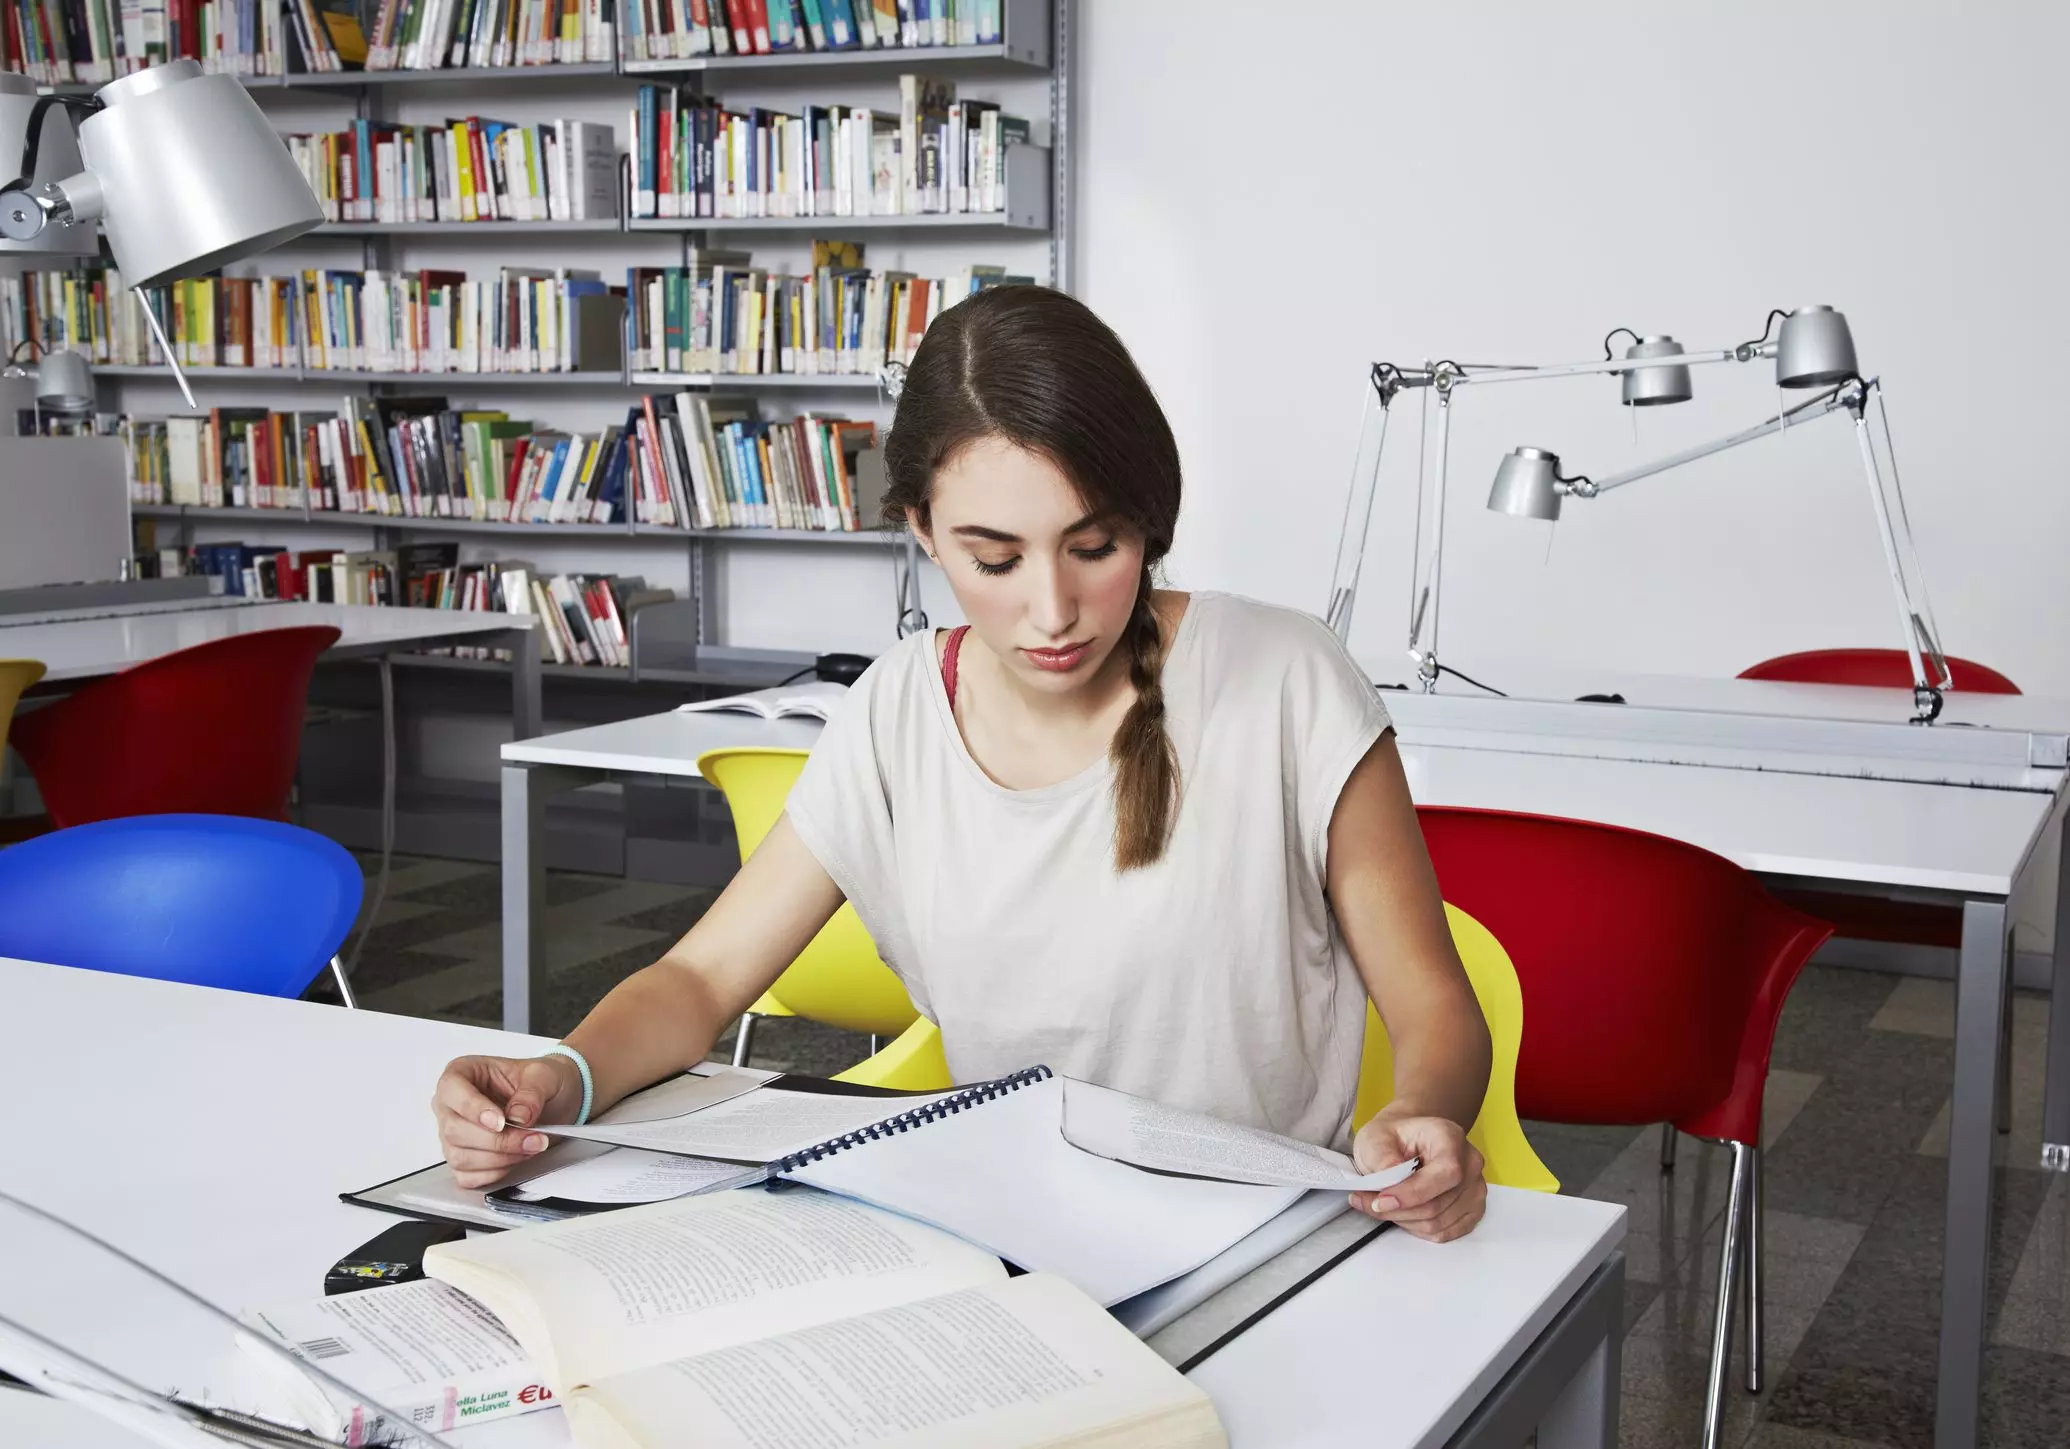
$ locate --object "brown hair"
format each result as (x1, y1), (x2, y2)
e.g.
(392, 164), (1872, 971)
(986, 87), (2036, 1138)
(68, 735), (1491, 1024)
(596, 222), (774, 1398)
(883, 286), (1182, 871)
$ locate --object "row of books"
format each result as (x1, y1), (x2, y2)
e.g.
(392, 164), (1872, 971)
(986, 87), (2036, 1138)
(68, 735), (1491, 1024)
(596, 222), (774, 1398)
(3, 0), (286, 83)
(626, 243), (1028, 375)
(623, 0), (1006, 62)
(6, 265), (626, 374)
(122, 390), (882, 531)
(166, 537), (652, 669)
(289, 0), (615, 71)
(286, 118), (618, 224)
(630, 76), (1027, 219)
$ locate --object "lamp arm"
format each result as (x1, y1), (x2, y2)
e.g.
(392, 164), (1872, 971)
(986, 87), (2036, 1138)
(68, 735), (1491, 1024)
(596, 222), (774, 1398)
(1586, 380), (1858, 495)
(0, 94), (102, 230)
(1450, 347), (1743, 388)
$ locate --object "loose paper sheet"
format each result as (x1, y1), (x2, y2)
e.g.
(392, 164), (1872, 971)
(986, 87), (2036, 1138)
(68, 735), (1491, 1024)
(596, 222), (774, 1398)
(537, 1086), (957, 1163)
(1058, 1078), (1418, 1192)
(510, 1147), (755, 1204)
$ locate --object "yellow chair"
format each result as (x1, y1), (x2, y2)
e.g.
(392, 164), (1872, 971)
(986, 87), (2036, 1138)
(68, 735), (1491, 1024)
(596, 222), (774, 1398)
(1354, 903), (1559, 1192)
(835, 903), (1558, 1192)
(0, 659), (47, 756)
(0, 660), (47, 826)
(834, 1014), (950, 1090)
(698, 748), (919, 1065)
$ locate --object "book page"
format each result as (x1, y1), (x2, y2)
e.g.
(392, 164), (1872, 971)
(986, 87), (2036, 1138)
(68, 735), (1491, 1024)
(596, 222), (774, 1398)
(790, 1076), (1304, 1306)
(241, 1279), (550, 1436)
(538, 1086), (955, 1161)
(423, 1187), (1005, 1392)
(674, 681), (846, 719)
(509, 1146), (757, 1204)
(567, 1275), (1224, 1449)
(1059, 1077), (1419, 1192)
(586, 1066), (776, 1127)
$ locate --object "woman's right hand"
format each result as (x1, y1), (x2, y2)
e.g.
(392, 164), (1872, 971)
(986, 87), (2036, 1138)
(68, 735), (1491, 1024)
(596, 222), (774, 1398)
(432, 1054), (586, 1189)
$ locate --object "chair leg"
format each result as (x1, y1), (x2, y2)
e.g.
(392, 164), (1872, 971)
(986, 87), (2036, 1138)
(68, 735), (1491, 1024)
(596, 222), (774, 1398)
(1744, 1145), (1763, 1394)
(1703, 1141), (1753, 1449)
(732, 1013), (758, 1068)
(1660, 1123), (1678, 1172)
(328, 955), (357, 1011)
(870, 1034), (882, 1055)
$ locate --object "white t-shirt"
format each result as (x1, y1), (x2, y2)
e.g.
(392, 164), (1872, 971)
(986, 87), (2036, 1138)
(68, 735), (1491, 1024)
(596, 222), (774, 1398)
(786, 591), (1393, 1149)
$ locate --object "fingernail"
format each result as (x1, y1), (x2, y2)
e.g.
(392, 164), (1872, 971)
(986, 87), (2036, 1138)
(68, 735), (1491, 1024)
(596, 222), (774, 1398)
(523, 1134), (547, 1153)
(508, 1104), (531, 1126)
(1376, 1195), (1398, 1211)
(479, 1110), (506, 1132)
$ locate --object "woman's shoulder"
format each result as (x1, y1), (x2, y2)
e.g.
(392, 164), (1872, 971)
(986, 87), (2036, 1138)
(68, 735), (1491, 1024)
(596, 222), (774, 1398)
(1183, 591), (1360, 669)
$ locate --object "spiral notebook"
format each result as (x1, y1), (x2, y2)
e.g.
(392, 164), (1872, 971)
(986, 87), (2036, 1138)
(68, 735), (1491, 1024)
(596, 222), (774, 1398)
(762, 1068), (1309, 1307)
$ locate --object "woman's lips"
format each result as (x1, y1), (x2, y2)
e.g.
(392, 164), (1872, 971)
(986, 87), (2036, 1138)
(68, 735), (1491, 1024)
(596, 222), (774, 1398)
(1022, 641), (1092, 673)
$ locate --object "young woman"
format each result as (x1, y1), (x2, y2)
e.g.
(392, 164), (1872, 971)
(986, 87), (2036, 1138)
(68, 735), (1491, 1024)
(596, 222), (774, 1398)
(433, 287), (1493, 1242)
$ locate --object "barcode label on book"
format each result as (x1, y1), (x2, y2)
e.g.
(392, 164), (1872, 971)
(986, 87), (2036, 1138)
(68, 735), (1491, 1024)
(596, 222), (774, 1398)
(298, 1336), (353, 1362)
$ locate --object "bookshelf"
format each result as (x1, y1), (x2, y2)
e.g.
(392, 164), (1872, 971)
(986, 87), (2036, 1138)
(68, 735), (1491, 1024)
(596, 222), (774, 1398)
(18, 1), (1072, 864)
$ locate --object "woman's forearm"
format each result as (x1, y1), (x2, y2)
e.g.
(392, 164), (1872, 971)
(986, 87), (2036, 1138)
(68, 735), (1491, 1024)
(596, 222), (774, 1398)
(1380, 1007), (1493, 1131)
(559, 958), (735, 1116)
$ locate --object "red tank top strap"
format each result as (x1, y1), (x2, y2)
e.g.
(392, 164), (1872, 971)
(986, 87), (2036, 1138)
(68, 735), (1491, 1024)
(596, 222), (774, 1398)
(941, 625), (971, 706)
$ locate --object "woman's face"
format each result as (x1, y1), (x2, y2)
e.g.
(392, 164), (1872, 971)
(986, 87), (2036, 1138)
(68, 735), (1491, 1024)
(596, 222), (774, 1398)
(916, 437), (1145, 696)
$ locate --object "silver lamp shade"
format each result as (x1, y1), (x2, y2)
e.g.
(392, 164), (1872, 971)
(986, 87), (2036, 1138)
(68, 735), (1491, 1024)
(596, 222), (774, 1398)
(1621, 336), (1693, 406)
(0, 73), (95, 259)
(1776, 305), (1858, 388)
(64, 61), (323, 287)
(1488, 447), (1565, 521)
(34, 349), (94, 410)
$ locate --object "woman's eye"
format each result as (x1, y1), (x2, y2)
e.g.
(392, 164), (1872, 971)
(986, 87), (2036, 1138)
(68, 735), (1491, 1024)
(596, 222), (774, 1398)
(972, 556), (1019, 577)
(1072, 540), (1119, 562)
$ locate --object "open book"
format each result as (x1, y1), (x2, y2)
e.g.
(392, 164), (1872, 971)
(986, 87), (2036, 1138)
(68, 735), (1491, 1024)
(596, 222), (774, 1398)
(529, 1067), (1414, 1306)
(674, 679), (847, 721)
(424, 1187), (1224, 1449)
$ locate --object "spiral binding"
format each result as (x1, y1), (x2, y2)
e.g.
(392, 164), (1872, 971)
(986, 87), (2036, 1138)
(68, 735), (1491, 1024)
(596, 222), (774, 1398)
(771, 1065), (1054, 1176)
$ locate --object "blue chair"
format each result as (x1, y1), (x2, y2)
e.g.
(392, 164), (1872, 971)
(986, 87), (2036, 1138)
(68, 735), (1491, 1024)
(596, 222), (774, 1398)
(0, 815), (364, 1005)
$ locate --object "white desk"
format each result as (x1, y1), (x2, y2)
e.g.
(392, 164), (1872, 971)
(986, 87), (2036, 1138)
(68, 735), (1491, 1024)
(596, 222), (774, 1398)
(499, 697), (2068, 1449)
(0, 600), (544, 740)
(0, 957), (1628, 1449)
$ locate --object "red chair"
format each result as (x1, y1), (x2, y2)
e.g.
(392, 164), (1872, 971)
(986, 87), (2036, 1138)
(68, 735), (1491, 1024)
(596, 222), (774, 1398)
(1739, 650), (2020, 947)
(1739, 647), (2019, 695)
(1418, 807), (1831, 1449)
(10, 626), (341, 828)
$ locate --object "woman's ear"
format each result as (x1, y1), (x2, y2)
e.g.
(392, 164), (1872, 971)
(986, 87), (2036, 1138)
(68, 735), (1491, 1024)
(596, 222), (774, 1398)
(912, 519), (940, 566)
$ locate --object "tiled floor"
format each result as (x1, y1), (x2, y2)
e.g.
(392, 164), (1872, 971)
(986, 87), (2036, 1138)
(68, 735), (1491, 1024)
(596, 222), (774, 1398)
(337, 854), (2070, 1449)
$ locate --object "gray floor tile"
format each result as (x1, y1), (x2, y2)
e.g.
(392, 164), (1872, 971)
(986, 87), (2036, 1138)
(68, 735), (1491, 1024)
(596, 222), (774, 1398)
(1744, 1425), (1897, 1449)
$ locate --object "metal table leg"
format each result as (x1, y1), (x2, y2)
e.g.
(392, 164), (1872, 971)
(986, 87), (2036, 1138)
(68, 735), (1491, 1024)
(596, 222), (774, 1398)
(504, 623), (543, 743)
(1445, 1254), (1624, 1449)
(1935, 898), (2011, 1449)
(500, 760), (589, 1035)
(2043, 806), (2070, 1172)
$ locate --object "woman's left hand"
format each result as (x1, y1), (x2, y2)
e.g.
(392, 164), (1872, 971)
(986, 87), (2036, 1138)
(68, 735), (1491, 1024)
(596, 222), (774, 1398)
(1348, 1109), (1488, 1243)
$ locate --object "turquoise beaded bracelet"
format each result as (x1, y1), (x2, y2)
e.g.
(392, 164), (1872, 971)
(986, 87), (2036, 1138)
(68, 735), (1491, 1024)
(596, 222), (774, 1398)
(543, 1042), (594, 1126)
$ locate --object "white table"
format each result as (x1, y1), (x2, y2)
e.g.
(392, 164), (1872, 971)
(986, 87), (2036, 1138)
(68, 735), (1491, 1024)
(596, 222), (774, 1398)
(0, 599), (544, 741)
(499, 691), (2068, 1449)
(0, 958), (1628, 1449)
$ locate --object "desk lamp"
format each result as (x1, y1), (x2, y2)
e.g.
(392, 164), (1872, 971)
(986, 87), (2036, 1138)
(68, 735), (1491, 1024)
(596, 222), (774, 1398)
(1325, 306), (1952, 723)
(0, 60), (323, 410)
(2, 340), (95, 415)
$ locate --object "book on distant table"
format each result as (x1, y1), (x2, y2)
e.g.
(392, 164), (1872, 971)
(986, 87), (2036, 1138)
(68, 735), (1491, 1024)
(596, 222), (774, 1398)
(674, 679), (846, 721)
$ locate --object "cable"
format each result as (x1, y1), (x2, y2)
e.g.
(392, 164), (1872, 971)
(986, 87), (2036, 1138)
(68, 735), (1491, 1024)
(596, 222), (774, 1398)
(1601, 326), (1641, 360)
(774, 664), (816, 686)
(1436, 663), (1508, 698)
(1735, 308), (1789, 356)
(339, 657), (396, 996)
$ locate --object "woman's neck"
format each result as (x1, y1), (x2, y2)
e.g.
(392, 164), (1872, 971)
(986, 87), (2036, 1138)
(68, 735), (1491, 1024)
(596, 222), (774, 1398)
(943, 593), (1185, 791)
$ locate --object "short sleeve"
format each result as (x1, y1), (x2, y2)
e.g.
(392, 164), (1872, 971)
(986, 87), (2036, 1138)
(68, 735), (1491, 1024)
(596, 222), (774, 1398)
(781, 658), (919, 979)
(1281, 613), (1393, 883)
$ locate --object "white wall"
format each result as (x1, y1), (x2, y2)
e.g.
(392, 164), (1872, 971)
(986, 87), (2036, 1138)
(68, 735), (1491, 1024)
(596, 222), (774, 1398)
(1077, 0), (2068, 690)
(1075, 0), (2067, 949)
